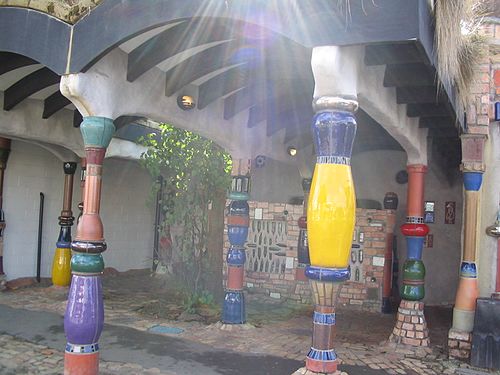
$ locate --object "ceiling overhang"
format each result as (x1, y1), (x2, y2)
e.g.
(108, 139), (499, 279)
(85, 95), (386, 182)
(0, 0), (464, 169)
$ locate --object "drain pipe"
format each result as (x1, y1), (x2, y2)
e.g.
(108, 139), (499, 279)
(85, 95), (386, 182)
(152, 176), (163, 272)
(36, 192), (45, 283)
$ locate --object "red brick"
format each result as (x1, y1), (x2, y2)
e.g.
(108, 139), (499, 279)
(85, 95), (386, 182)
(402, 337), (422, 346)
(402, 323), (414, 330)
(494, 70), (500, 87)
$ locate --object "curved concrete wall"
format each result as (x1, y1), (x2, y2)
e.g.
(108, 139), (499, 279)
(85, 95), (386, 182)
(3, 140), (153, 280)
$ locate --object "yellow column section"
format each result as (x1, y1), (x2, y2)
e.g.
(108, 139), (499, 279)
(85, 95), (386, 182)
(308, 163), (356, 268)
(52, 248), (72, 286)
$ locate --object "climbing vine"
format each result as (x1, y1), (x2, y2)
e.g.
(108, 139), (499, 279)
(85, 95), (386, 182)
(140, 124), (232, 294)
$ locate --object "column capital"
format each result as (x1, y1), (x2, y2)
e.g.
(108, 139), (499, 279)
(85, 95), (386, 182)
(406, 164), (428, 174)
(312, 95), (358, 113)
(80, 117), (115, 149)
(311, 46), (360, 100)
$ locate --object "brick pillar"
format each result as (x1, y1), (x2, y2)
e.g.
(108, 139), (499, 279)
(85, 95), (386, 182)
(52, 162), (77, 287)
(448, 134), (486, 360)
(389, 164), (430, 347)
(64, 117), (115, 375)
(222, 159), (251, 324)
(0, 138), (10, 290)
(301, 96), (358, 374)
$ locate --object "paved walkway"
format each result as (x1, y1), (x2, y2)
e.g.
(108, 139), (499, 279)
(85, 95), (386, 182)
(0, 272), (497, 375)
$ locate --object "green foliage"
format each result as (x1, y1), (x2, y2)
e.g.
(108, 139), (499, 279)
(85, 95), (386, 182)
(140, 124), (232, 293)
(182, 290), (216, 314)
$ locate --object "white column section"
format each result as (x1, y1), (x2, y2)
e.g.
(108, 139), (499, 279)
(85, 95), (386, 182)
(60, 49), (261, 162)
(311, 45), (428, 166)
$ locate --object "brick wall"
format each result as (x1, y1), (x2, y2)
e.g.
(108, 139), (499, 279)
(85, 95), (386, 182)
(223, 200), (393, 312)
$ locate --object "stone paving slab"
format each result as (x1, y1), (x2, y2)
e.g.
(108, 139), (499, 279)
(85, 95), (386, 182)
(1, 278), (499, 375)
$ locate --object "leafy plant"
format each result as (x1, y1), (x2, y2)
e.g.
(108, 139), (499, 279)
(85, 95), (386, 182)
(182, 290), (217, 314)
(140, 124), (232, 294)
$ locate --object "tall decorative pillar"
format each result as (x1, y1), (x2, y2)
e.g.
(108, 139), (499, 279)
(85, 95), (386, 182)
(222, 158), (251, 324)
(389, 165), (430, 346)
(0, 138), (10, 290)
(64, 117), (114, 375)
(448, 134), (486, 359)
(298, 95), (358, 374)
(297, 178), (312, 265)
(52, 162), (77, 287)
(382, 202), (397, 314)
(77, 158), (86, 224)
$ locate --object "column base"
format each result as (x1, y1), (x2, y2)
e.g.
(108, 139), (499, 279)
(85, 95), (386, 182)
(222, 290), (246, 324)
(452, 307), (475, 332)
(448, 328), (472, 361)
(293, 367), (345, 375)
(64, 351), (99, 375)
(389, 300), (429, 346)
(306, 356), (338, 373)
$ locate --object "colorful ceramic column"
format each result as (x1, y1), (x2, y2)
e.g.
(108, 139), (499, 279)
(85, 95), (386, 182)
(382, 207), (397, 314)
(222, 159), (251, 324)
(303, 96), (358, 374)
(451, 134), (486, 333)
(297, 178), (312, 265)
(52, 162), (77, 287)
(64, 117), (114, 375)
(0, 138), (10, 290)
(389, 164), (430, 346)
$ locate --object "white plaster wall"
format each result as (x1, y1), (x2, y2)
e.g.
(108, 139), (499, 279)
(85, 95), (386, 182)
(3, 140), (63, 279)
(3, 140), (154, 280)
(250, 157), (304, 203)
(100, 157), (154, 271)
(352, 150), (463, 305)
(478, 125), (500, 296)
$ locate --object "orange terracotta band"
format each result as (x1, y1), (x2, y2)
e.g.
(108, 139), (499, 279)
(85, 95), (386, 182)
(227, 215), (250, 226)
(454, 278), (479, 311)
(227, 266), (244, 290)
(75, 214), (104, 242)
(406, 164), (427, 218)
(306, 358), (338, 373)
(64, 352), (99, 375)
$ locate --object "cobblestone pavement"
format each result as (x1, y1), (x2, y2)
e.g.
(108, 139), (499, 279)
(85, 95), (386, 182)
(0, 272), (498, 375)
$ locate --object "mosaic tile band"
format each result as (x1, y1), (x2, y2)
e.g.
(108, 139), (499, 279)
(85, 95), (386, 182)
(406, 216), (424, 224)
(316, 156), (351, 165)
(313, 311), (336, 325)
(65, 343), (99, 354)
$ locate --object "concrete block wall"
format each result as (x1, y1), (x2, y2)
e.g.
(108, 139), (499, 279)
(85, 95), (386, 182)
(2, 140), (154, 280)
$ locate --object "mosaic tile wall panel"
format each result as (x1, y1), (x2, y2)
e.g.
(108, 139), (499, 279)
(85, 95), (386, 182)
(245, 219), (287, 274)
(349, 227), (364, 283)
